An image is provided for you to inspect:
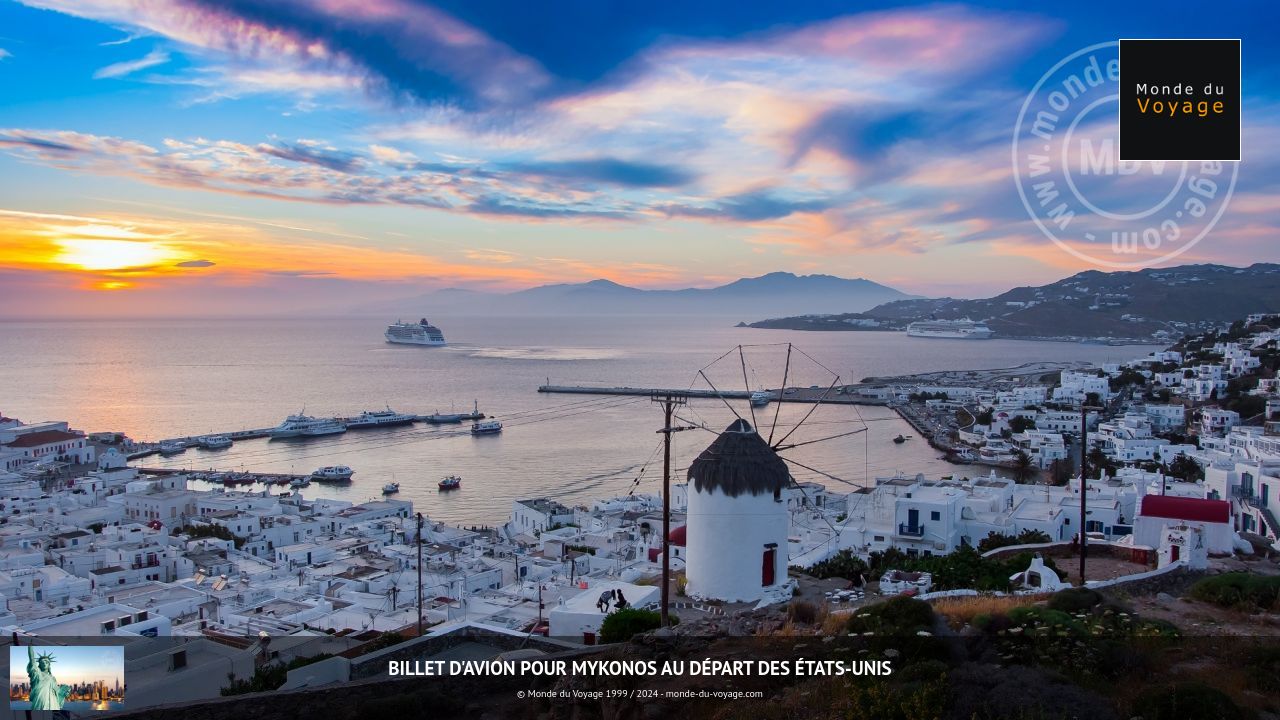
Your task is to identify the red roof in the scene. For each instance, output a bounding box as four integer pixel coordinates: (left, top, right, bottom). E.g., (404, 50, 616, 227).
(3, 429, 81, 448)
(668, 525, 686, 547)
(1140, 495, 1230, 524)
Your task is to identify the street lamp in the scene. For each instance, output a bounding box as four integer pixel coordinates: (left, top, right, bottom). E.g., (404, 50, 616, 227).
(1078, 404, 1105, 586)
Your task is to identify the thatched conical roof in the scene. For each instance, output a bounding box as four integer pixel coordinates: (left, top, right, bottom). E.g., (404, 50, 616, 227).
(687, 418, 790, 498)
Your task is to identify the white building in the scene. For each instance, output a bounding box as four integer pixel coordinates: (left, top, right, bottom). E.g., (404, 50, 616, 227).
(546, 580, 660, 643)
(1133, 495, 1234, 555)
(1200, 409, 1241, 437)
(1145, 404, 1187, 433)
(509, 498, 575, 537)
(684, 419, 790, 603)
(1053, 371, 1112, 405)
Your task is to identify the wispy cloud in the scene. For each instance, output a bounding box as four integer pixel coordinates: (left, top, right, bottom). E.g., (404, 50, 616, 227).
(0, 49, 12, 60)
(93, 48, 170, 79)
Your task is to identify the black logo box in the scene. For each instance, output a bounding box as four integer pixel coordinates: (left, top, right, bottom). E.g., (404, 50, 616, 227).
(1119, 39, 1241, 161)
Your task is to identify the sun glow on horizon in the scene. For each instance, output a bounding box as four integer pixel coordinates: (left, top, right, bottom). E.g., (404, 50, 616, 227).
(52, 238, 185, 271)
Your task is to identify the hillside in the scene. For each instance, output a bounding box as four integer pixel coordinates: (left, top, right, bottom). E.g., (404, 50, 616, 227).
(364, 272, 916, 317)
(749, 264, 1280, 341)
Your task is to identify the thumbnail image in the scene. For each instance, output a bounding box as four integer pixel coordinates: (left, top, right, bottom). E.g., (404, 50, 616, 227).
(9, 646, 125, 712)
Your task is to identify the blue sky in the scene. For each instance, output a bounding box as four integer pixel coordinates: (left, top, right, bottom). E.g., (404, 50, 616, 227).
(0, 0, 1276, 316)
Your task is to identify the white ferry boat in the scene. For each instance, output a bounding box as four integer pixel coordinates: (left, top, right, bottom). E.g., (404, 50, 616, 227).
(310, 465, 354, 482)
(905, 319, 994, 339)
(750, 391, 772, 407)
(385, 318, 446, 346)
(199, 435, 232, 450)
(158, 441, 185, 456)
(270, 414, 347, 439)
(301, 419, 347, 437)
(346, 407, 416, 429)
(471, 419, 503, 435)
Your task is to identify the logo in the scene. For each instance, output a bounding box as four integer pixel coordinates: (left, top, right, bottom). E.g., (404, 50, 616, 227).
(1013, 41, 1238, 269)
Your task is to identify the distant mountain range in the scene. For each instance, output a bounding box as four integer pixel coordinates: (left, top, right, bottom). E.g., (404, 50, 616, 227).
(748, 264, 1280, 341)
(363, 272, 917, 317)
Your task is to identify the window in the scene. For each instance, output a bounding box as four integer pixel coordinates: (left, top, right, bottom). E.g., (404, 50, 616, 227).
(930, 511, 941, 521)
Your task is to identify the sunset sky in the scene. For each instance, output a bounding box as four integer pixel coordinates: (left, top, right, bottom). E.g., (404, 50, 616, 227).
(1, 1, 1277, 317)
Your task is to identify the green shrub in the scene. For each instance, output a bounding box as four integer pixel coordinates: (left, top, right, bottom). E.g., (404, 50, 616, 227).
(1189, 572, 1280, 611)
(1131, 682, 1243, 720)
(803, 549, 869, 580)
(1047, 588, 1103, 613)
(976, 529, 1052, 553)
(846, 596, 935, 636)
(221, 653, 332, 695)
(599, 607, 666, 643)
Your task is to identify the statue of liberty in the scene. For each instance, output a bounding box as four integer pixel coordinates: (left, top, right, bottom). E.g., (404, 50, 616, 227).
(26, 646, 71, 710)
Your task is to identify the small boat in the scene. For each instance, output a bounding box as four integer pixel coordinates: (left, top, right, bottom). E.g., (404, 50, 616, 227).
(200, 435, 232, 450)
(471, 419, 503, 435)
(438, 475, 461, 491)
(289, 476, 310, 488)
(750, 390, 772, 407)
(893, 435, 908, 444)
(159, 441, 184, 456)
(310, 465, 354, 482)
(382, 482, 400, 494)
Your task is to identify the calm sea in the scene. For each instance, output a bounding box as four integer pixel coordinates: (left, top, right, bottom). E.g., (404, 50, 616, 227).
(0, 316, 1160, 525)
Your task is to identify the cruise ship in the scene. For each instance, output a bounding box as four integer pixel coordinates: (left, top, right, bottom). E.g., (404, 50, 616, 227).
(905, 319, 994, 339)
(385, 318, 446, 346)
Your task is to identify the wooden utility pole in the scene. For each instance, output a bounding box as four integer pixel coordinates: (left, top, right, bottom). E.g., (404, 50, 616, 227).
(415, 512, 424, 635)
(653, 393, 687, 627)
(1078, 405, 1103, 586)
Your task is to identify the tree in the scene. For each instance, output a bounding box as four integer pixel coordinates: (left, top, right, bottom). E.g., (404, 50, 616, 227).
(1011, 450, 1035, 483)
(1167, 455, 1205, 482)
(1086, 447, 1116, 479)
(976, 408, 994, 426)
(1048, 458, 1073, 486)
(1009, 416, 1037, 433)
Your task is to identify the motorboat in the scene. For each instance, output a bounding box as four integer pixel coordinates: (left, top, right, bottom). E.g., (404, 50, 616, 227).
(438, 475, 461, 491)
(158, 441, 184, 456)
(471, 419, 503, 435)
(289, 476, 310, 488)
(893, 435, 908, 444)
(310, 465, 354, 482)
(382, 482, 400, 494)
(750, 390, 772, 407)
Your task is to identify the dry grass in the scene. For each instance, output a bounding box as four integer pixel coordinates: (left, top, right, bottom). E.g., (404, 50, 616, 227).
(821, 609, 856, 635)
(929, 594, 1044, 629)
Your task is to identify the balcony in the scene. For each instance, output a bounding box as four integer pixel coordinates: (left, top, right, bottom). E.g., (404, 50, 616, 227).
(897, 523, 926, 538)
